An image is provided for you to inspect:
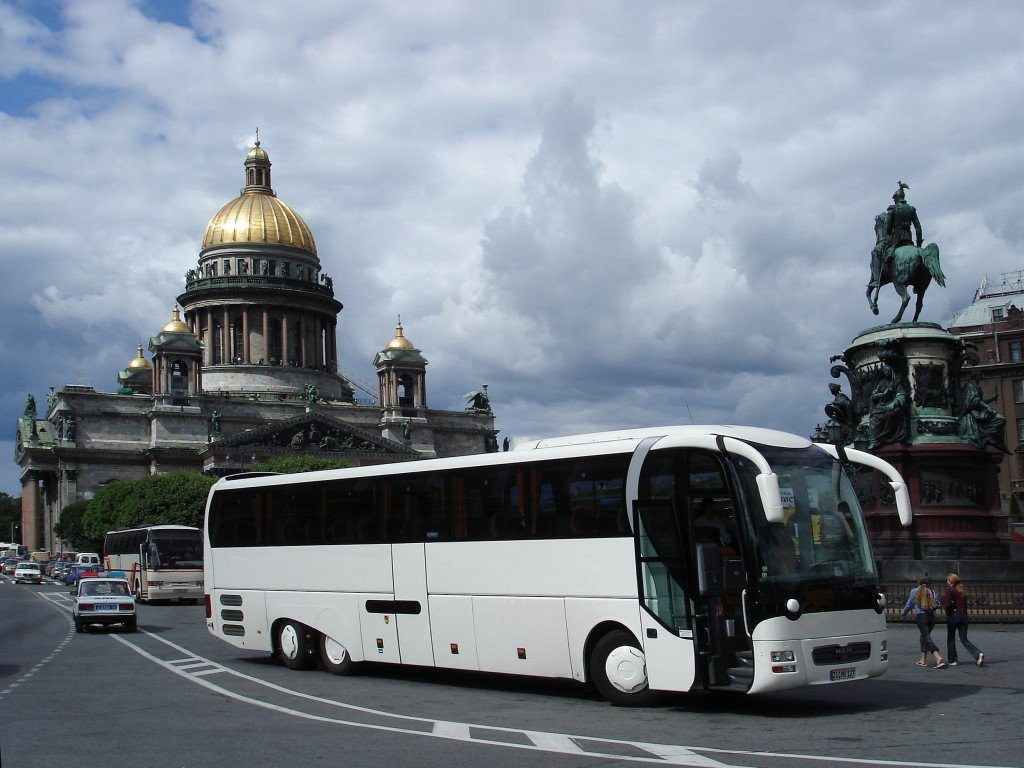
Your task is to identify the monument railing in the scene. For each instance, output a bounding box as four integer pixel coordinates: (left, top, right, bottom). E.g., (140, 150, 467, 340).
(881, 581, 1024, 623)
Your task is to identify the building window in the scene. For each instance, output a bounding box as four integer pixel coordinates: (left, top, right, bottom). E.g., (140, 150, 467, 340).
(1011, 341, 1023, 362)
(1017, 418, 1024, 442)
(993, 308, 1005, 320)
(1015, 380, 1024, 403)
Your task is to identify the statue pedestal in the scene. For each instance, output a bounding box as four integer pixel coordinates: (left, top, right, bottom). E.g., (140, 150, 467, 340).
(828, 322, 1018, 579)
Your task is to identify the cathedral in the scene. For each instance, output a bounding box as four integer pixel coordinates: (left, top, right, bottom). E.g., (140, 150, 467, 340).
(15, 141, 498, 553)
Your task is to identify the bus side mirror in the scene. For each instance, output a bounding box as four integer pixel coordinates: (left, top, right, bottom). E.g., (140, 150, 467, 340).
(756, 472, 785, 524)
(890, 481, 912, 526)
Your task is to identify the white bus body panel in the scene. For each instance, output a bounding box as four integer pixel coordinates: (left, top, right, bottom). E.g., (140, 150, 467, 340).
(392, 543, 435, 667)
(425, 539, 638, 598)
(212, 544, 394, 593)
(359, 594, 402, 663)
(748, 609, 887, 694)
(428, 595, 480, 670)
(472, 596, 571, 677)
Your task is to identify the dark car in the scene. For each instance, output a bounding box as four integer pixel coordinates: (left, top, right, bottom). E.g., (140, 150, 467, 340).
(64, 564, 102, 586)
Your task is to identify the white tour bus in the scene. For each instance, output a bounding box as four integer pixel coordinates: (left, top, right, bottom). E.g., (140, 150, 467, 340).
(203, 425, 911, 704)
(104, 525, 204, 603)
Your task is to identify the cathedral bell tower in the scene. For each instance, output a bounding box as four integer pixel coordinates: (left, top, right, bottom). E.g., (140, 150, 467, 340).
(374, 317, 434, 456)
(150, 306, 203, 403)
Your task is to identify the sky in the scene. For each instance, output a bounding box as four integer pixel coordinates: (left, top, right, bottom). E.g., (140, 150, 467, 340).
(2, 1, 1023, 496)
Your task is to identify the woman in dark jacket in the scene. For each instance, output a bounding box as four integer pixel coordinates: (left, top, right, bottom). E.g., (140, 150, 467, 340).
(943, 573, 985, 667)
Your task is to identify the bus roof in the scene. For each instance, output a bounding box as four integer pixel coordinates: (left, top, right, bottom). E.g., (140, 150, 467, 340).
(104, 524, 202, 535)
(208, 424, 814, 492)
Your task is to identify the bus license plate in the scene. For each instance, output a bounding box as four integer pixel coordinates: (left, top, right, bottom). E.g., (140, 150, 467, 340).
(830, 667, 856, 681)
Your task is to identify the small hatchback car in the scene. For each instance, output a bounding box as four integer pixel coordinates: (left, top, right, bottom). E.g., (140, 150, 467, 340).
(13, 561, 42, 584)
(72, 577, 137, 632)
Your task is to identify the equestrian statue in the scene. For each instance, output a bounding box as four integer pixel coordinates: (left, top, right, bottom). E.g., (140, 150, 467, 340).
(866, 181, 945, 323)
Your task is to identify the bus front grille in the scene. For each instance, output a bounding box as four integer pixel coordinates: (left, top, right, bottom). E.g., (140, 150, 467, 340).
(811, 642, 871, 665)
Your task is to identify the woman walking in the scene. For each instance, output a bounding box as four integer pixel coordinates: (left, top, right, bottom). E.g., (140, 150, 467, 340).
(942, 573, 985, 667)
(901, 575, 945, 668)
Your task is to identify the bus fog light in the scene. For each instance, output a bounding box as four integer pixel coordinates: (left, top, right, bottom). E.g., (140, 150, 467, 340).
(771, 650, 795, 663)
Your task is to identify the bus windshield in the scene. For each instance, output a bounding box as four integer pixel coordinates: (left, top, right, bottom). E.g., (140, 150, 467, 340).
(736, 444, 876, 585)
(150, 533, 203, 569)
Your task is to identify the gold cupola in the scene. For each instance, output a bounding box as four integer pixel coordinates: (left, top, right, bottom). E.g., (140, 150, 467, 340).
(386, 316, 415, 349)
(162, 305, 191, 334)
(200, 140, 317, 255)
(127, 343, 152, 369)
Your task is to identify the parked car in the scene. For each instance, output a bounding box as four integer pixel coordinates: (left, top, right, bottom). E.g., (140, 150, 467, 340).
(64, 564, 102, 586)
(13, 562, 42, 584)
(2, 558, 17, 576)
(71, 577, 136, 632)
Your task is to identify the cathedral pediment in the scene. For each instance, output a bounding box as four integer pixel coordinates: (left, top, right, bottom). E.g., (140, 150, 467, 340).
(205, 410, 415, 458)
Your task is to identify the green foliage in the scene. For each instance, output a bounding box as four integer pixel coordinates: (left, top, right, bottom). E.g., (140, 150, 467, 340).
(53, 500, 101, 553)
(250, 456, 351, 475)
(0, 491, 22, 542)
(80, 472, 217, 541)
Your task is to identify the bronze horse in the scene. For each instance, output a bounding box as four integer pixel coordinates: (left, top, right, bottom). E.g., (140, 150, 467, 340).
(867, 242, 945, 323)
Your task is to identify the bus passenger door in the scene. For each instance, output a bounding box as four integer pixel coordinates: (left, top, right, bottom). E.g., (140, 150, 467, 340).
(391, 543, 435, 667)
(635, 499, 697, 693)
(689, 486, 752, 688)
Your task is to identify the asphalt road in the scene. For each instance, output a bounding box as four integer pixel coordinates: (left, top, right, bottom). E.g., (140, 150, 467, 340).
(1, 575, 1021, 768)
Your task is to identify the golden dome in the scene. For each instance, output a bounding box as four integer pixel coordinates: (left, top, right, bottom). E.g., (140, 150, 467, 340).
(386, 317, 415, 349)
(201, 192, 317, 254)
(201, 141, 317, 255)
(128, 344, 152, 369)
(162, 306, 191, 334)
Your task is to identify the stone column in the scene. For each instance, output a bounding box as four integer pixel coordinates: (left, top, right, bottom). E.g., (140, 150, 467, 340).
(282, 313, 290, 365)
(242, 306, 250, 363)
(21, 475, 39, 551)
(222, 308, 230, 363)
(300, 313, 308, 367)
(262, 308, 269, 363)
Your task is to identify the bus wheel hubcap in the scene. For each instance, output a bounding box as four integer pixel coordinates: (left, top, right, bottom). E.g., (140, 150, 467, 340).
(324, 637, 348, 664)
(281, 625, 299, 658)
(605, 646, 647, 693)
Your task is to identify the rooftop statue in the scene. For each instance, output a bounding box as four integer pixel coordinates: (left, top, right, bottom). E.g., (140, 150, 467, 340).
(464, 384, 492, 415)
(865, 181, 946, 323)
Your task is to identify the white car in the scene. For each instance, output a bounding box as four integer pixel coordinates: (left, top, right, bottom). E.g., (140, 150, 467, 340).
(72, 577, 137, 632)
(13, 562, 42, 584)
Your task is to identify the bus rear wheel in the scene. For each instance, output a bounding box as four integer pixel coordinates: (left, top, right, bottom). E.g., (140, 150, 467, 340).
(319, 634, 356, 675)
(589, 630, 656, 707)
(278, 620, 316, 670)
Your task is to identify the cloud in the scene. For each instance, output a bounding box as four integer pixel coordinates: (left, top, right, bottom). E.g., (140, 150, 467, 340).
(2, 0, 1024, 498)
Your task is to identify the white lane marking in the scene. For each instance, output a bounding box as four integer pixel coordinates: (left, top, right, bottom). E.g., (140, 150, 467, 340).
(21, 592, 1019, 768)
(525, 731, 586, 754)
(432, 721, 471, 739)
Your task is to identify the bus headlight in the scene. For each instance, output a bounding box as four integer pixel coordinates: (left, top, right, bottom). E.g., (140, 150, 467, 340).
(770, 649, 796, 672)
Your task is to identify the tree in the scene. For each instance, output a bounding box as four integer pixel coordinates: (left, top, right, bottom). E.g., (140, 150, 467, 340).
(250, 456, 351, 474)
(0, 491, 20, 542)
(53, 500, 100, 554)
(81, 472, 217, 542)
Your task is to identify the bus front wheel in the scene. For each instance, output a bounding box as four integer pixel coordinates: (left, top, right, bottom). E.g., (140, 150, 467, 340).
(319, 634, 356, 675)
(589, 630, 656, 707)
(278, 620, 316, 670)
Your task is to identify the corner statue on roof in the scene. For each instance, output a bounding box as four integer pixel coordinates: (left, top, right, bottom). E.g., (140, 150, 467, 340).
(866, 181, 946, 323)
